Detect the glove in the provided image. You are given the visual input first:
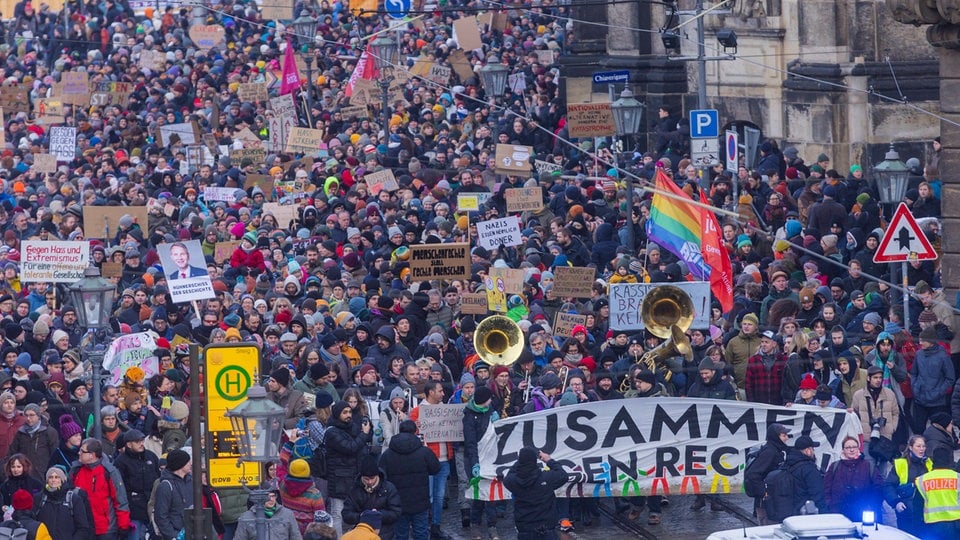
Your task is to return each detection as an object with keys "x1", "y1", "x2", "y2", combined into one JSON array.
[{"x1": 472, "y1": 464, "x2": 480, "y2": 477}]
